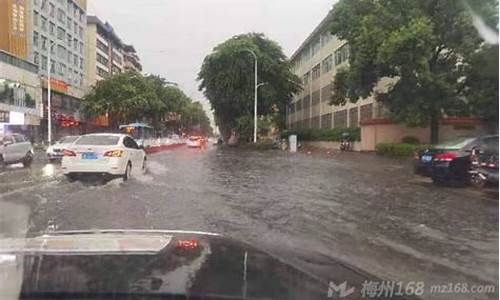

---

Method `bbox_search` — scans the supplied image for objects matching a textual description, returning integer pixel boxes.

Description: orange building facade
[0,0,28,59]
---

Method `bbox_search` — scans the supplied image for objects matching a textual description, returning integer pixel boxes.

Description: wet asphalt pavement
[0,146,497,300]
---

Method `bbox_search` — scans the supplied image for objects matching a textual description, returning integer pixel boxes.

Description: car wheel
[65,174,77,182]
[123,162,132,181]
[432,175,447,186]
[142,158,147,174]
[23,152,33,168]
[471,174,487,189]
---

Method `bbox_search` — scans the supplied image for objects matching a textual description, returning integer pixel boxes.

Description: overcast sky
[88,0,334,118]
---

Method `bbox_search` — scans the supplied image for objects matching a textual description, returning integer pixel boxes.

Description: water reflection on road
[0,146,497,300]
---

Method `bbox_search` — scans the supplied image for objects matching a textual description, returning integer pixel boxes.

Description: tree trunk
[430,115,439,144]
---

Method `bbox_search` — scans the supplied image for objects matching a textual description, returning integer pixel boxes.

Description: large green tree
[83,72,212,135]
[329,0,498,143]
[198,33,301,139]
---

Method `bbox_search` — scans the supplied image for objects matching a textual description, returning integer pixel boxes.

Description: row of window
[301,44,350,85]
[33,9,84,39]
[34,0,85,23]
[289,104,374,129]
[33,33,84,68]
[295,31,335,68]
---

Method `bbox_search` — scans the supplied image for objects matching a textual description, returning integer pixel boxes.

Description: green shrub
[401,136,420,144]
[281,127,361,142]
[376,143,419,158]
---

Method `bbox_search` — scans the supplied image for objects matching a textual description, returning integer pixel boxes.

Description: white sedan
[61,133,146,181]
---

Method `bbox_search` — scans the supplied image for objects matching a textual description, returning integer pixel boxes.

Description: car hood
[0,230,413,300]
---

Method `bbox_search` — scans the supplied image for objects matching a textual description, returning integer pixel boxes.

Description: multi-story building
[85,16,126,87]
[288,13,378,133]
[288,13,484,150]
[123,44,142,72]
[0,0,87,140]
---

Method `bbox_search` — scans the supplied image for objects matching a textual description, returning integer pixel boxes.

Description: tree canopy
[198,33,301,139]
[83,71,213,136]
[329,0,498,143]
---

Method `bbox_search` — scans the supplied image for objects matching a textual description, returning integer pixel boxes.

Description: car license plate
[82,152,97,160]
[421,155,432,162]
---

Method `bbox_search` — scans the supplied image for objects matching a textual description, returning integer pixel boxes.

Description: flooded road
[0,146,497,300]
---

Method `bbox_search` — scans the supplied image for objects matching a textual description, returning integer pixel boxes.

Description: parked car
[46,135,80,162]
[430,135,499,185]
[61,133,147,182]
[470,137,499,189]
[414,136,476,177]
[0,133,34,169]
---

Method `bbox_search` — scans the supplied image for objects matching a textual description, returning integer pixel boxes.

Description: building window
[50,40,55,54]
[79,42,83,54]
[97,39,108,53]
[67,50,71,63]
[49,3,55,17]
[73,54,78,66]
[311,90,320,106]
[112,52,122,65]
[360,103,373,121]
[322,54,333,74]
[34,52,40,65]
[73,21,78,34]
[57,45,65,59]
[79,58,83,69]
[321,84,332,103]
[334,44,350,66]
[67,33,72,47]
[321,113,332,129]
[97,53,109,66]
[57,26,65,40]
[78,26,83,38]
[57,8,65,22]
[334,110,347,128]
[41,16,47,31]
[73,38,78,50]
[49,22,55,36]
[67,17,72,31]
[112,65,121,74]
[68,67,72,80]
[66,0,71,12]
[311,38,321,56]
[34,11,39,26]
[303,71,310,85]
[97,66,109,78]
[33,31,39,47]
[312,64,321,81]
[349,107,359,128]
[321,31,333,47]
[50,59,55,74]
[41,0,47,11]
[41,35,47,50]
[41,55,47,70]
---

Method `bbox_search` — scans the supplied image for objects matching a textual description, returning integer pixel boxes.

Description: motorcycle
[470,150,499,189]
[340,132,353,152]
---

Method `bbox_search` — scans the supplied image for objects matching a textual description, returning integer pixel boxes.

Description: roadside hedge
[280,128,361,142]
[376,143,431,158]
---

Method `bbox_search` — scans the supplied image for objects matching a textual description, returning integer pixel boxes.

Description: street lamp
[47,40,56,144]
[240,49,259,143]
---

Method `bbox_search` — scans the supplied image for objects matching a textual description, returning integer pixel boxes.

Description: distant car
[61,133,147,181]
[187,136,203,148]
[0,134,34,169]
[46,135,80,162]
[430,135,499,185]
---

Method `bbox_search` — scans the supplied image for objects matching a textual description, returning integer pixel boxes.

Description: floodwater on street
[0,146,497,300]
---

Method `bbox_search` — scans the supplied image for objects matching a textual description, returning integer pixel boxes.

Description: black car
[413,136,477,177]
[1,230,415,300]
[429,135,498,185]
